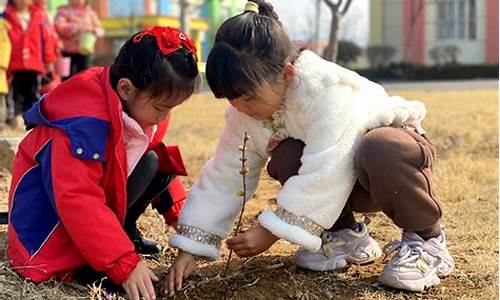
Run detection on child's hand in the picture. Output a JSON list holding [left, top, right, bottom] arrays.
[[165, 250, 196, 296], [122, 260, 159, 300], [45, 63, 55, 74], [171, 222, 180, 233], [226, 224, 279, 257]]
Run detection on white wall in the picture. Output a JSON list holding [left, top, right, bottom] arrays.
[[382, 0, 404, 63]]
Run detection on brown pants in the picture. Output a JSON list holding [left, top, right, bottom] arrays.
[[267, 127, 443, 239]]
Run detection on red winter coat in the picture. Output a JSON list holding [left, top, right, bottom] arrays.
[[4, 3, 57, 74], [7, 67, 187, 284]]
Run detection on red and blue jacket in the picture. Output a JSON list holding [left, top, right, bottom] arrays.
[[7, 67, 188, 284]]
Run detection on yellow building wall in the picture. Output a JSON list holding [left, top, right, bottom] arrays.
[[369, 0, 384, 45], [100, 16, 209, 60]]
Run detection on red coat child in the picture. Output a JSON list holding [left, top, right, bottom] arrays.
[[7, 66, 187, 284], [4, 2, 57, 74]]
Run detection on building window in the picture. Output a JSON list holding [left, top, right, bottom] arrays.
[[469, 0, 476, 39], [437, 1, 455, 39], [458, 0, 465, 38], [437, 0, 476, 40], [437, 2, 445, 38]]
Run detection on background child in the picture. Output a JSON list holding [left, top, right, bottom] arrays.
[[0, 13, 10, 125], [3, 0, 56, 129], [34, 0, 64, 94], [166, 0, 454, 295], [54, 0, 103, 79], [7, 26, 200, 300]]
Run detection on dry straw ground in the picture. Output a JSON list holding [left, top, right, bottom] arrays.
[[0, 88, 498, 299]]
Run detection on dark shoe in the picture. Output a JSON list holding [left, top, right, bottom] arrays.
[[128, 226, 161, 255]]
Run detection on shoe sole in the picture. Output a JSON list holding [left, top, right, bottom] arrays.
[[378, 264, 454, 292], [437, 263, 454, 278], [295, 243, 383, 272], [378, 270, 441, 292]]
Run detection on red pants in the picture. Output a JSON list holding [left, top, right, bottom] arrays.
[[267, 127, 442, 239]]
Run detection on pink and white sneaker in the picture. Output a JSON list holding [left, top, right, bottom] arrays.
[[378, 230, 454, 292], [294, 223, 382, 271]]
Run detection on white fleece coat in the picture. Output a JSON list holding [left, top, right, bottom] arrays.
[[169, 51, 427, 260]]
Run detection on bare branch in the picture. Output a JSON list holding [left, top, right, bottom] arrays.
[[223, 132, 250, 278], [323, 0, 340, 10], [340, 0, 353, 15]]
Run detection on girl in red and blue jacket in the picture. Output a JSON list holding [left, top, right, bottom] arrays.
[[7, 26, 200, 300]]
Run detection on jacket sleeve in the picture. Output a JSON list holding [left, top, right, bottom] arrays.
[[54, 8, 78, 38], [40, 18, 57, 64], [0, 21, 11, 70], [148, 113, 188, 225], [89, 9, 104, 37], [160, 177, 186, 225], [169, 108, 269, 260], [49, 131, 140, 284]]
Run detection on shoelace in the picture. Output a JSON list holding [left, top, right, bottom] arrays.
[[320, 231, 345, 256], [382, 240, 425, 266], [321, 231, 342, 244]]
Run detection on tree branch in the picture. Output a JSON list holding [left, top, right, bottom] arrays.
[[339, 0, 353, 15], [324, 0, 340, 10]]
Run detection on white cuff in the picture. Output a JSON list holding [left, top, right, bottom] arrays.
[[169, 234, 220, 261], [258, 209, 322, 252]]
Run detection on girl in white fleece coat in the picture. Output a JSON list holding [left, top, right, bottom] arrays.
[[165, 0, 454, 295]]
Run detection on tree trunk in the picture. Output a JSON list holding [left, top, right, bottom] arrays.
[[314, 0, 321, 52], [180, 0, 188, 32], [323, 12, 340, 62]]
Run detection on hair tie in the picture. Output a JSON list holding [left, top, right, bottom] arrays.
[[244, 1, 259, 13], [132, 26, 198, 62]]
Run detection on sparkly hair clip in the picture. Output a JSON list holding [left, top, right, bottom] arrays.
[[244, 1, 259, 13], [133, 26, 198, 62]]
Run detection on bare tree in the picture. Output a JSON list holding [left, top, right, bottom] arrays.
[[429, 46, 444, 65], [313, 0, 321, 52], [367, 45, 396, 67], [127, 0, 140, 38], [429, 45, 461, 65], [179, 0, 208, 33], [180, 0, 189, 32], [337, 40, 362, 65], [303, 9, 317, 46], [322, 0, 353, 62], [443, 45, 460, 64]]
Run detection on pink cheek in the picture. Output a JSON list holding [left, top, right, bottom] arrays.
[[234, 104, 251, 115]]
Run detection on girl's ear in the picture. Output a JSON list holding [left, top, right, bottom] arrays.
[[116, 78, 136, 102], [283, 62, 295, 83]]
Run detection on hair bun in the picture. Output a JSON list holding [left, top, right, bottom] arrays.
[[244, 1, 259, 13], [251, 0, 281, 24]]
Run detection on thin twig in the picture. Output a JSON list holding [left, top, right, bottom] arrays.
[[221, 132, 250, 300], [243, 277, 260, 288], [223, 132, 250, 277]]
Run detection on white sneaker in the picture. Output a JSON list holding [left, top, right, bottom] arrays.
[[294, 223, 382, 271], [378, 230, 454, 292]]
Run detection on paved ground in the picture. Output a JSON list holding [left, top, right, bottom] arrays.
[[382, 79, 498, 91], [199, 79, 498, 93]]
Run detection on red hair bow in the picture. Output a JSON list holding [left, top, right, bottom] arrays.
[[133, 26, 198, 62]]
